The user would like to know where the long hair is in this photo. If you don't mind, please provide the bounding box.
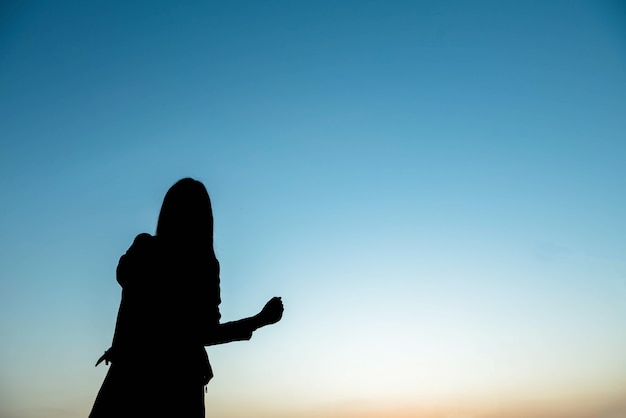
[156,177,221,322]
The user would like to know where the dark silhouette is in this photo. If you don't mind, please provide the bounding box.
[89,178,284,418]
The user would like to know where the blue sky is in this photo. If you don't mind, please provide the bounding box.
[1,1,626,417]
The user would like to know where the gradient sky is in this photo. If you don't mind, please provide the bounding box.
[1,1,626,417]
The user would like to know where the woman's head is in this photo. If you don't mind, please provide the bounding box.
[156,178,214,248]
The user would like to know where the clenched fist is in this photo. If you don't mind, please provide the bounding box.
[256,296,284,327]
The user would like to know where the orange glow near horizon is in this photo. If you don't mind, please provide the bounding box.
[201,391,626,418]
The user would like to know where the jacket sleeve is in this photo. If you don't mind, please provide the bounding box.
[96,233,154,365]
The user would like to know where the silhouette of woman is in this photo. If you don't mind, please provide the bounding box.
[89,177,284,418]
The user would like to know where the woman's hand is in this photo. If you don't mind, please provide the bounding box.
[256,296,284,328]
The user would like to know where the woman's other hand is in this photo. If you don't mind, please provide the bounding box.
[256,296,284,327]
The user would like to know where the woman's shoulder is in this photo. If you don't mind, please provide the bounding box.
[126,233,157,254]
[116,233,158,286]
[132,232,155,246]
